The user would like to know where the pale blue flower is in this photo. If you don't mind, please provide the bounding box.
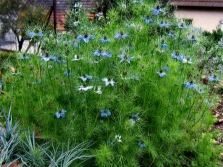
[138,141,146,148]
[129,74,140,80]
[19,55,30,60]
[28,31,36,38]
[144,17,153,24]
[162,65,170,72]
[79,74,93,82]
[159,22,169,28]
[101,36,111,44]
[64,70,74,76]
[168,32,175,37]
[209,75,220,82]
[118,52,134,63]
[114,32,128,40]
[41,54,51,62]
[77,34,95,43]
[188,35,198,42]
[185,81,198,91]
[38,32,43,37]
[55,109,67,119]
[157,70,166,77]
[178,23,187,29]
[153,6,163,15]
[100,110,111,117]
[160,43,167,49]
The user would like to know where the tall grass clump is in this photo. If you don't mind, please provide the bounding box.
[1,0,223,166]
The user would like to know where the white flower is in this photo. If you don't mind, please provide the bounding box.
[73,21,79,26]
[71,55,81,61]
[102,78,115,86]
[115,134,122,142]
[94,86,102,94]
[78,85,93,91]
[182,58,192,64]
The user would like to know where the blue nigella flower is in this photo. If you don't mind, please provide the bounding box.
[28,31,36,38]
[185,81,198,91]
[64,70,74,76]
[118,52,134,63]
[73,42,79,48]
[162,65,170,72]
[160,43,167,49]
[188,35,198,42]
[138,141,146,148]
[93,50,112,58]
[101,36,111,44]
[19,55,30,60]
[159,21,169,28]
[178,23,187,29]
[157,70,166,77]
[77,34,95,43]
[55,109,67,119]
[114,31,128,40]
[41,53,51,62]
[209,75,220,82]
[168,32,176,37]
[128,74,140,81]
[38,32,43,37]
[100,110,111,118]
[129,113,140,125]
[106,139,115,146]
[126,23,136,28]
[79,74,93,82]
[133,0,143,3]
[144,17,153,24]
[153,6,163,15]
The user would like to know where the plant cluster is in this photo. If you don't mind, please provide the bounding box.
[1,0,223,166]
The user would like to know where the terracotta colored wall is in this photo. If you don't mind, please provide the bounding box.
[174,7,223,31]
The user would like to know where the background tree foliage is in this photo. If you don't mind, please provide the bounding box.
[0,0,48,51]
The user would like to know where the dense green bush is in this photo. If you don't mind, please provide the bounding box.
[1,0,223,166]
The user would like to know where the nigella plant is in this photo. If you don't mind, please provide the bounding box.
[100,110,111,118]
[114,31,128,40]
[77,34,95,43]
[101,36,111,44]
[55,109,67,119]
